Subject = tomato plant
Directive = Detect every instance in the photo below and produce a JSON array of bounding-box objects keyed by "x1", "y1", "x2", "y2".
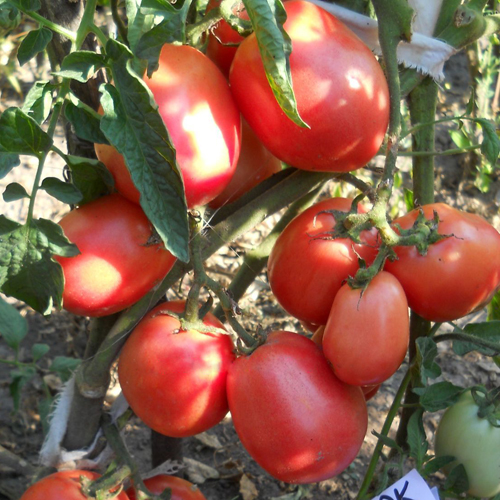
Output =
[
  {"x1": 127, "y1": 475, "x2": 206, "y2": 500},
  {"x1": 322, "y1": 271, "x2": 409, "y2": 386},
  {"x1": 95, "y1": 43, "x2": 241, "y2": 208},
  {"x1": 267, "y1": 197, "x2": 378, "y2": 325},
  {"x1": 385, "y1": 203, "x2": 500, "y2": 322},
  {"x1": 56, "y1": 193, "x2": 176, "y2": 317},
  {"x1": 209, "y1": 119, "x2": 282, "y2": 209},
  {"x1": 118, "y1": 300, "x2": 235, "y2": 437},
  {"x1": 2, "y1": 0, "x2": 500, "y2": 497},
  {"x1": 227, "y1": 331, "x2": 367, "y2": 483},
  {"x1": 20, "y1": 470, "x2": 130, "y2": 500},
  {"x1": 434, "y1": 390, "x2": 500, "y2": 498},
  {"x1": 229, "y1": 0, "x2": 389, "y2": 172}
]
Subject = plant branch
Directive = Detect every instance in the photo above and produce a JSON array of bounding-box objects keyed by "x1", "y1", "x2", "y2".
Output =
[
  {"x1": 357, "y1": 366, "x2": 413, "y2": 499},
  {"x1": 13, "y1": 3, "x2": 77, "y2": 41},
  {"x1": 111, "y1": 0, "x2": 129, "y2": 44}
]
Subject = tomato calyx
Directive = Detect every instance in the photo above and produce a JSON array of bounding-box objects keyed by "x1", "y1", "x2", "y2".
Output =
[
  {"x1": 311, "y1": 195, "x2": 373, "y2": 246},
  {"x1": 81, "y1": 471, "x2": 127, "y2": 500},
  {"x1": 392, "y1": 208, "x2": 451, "y2": 255},
  {"x1": 470, "y1": 386, "x2": 500, "y2": 427}
]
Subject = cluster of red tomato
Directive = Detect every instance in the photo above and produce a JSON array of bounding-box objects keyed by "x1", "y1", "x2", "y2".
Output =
[
  {"x1": 20, "y1": 470, "x2": 207, "y2": 499},
  {"x1": 34, "y1": 0, "x2": 500, "y2": 498}
]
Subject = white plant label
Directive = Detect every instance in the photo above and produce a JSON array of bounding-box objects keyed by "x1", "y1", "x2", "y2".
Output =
[{"x1": 371, "y1": 469, "x2": 439, "y2": 500}]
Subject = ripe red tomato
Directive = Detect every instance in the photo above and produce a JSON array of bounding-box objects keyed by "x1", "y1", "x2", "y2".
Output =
[
  {"x1": 95, "y1": 43, "x2": 241, "y2": 208},
  {"x1": 229, "y1": 0, "x2": 389, "y2": 172},
  {"x1": 209, "y1": 119, "x2": 282, "y2": 209},
  {"x1": 20, "y1": 470, "x2": 129, "y2": 500},
  {"x1": 322, "y1": 271, "x2": 409, "y2": 386},
  {"x1": 118, "y1": 300, "x2": 235, "y2": 437},
  {"x1": 205, "y1": 0, "x2": 247, "y2": 78},
  {"x1": 227, "y1": 331, "x2": 367, "y2": 483},
  {"x1": 385, "y1": 203, "x2": 500, "y2": 322},
  {"x1": 311, "y1": 324, "x2": 382, "y2": 400},
  {"x1": 267, "y1": 197, "x2": 378, "y2": 325},
  {"x1": 56, "y1": 194, "x2": 176, "y2": 317},
  {"x1": 127, "y1": 475, "x2": 206, "y2": 500}
]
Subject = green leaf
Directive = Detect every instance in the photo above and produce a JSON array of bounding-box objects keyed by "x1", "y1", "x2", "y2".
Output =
[
  {"x1": 476, "y1": 118, "x2": 500, "y2": 166},
  {"x1": 50, "y1": 356, "x2": 81, "y2": 381},
  {"x1": 242, "y1": 0, "x2": 307, "y2": 128},
  {"x1": 403, "y1": 187, "x2": 413, "y2": 212},
  {"x1": 22, "y1": 81, "x2": 54, "y2": 124},
  {"x1": 453, "y1": 321, "x2": 500, "y2": 356},
  {"x1": 443, "y1": 463, "x2": 469, "y2": 494},
  {"x1": 371, "y1": 430, "x2": 402, "y2": 452},
  {"x1": 415, "y1": 337, "x2": 441, "y2": 384},
  {"x1": 65, "y1": 101, "x2": 109, "y2": 145},
  {"x1": 413, "y1": 381, "x2": 463, "y2": 412},
  {"x1": 40, "y1": 177, "x2": 83, "y2": 204},
  {"x1": 32, "y1": 342, "x2": 49, "y2": 361},
  {"x1": 135, "y1": 17, "x2": 187, "y2": 76},
  {"x1": 54, "y1": 51, "x2": 107, "y2": 83},
  {"x1": 0, "y1": 153, "x2": 20, "y2": 178},
  {"x1": 126, "y1": 0, "x2": 155, "y2": 52},
  {"x1": 3, "y1": 182, "x2": 30, "y2": 202},
  {"x1": 407, "y1": 409, "x2": 427, "y2": 469},
  {"x1": 0, "y1": 216, "x2": 79, "y2": 315},
  {"x1": 488, "y1": 290, "x2": 500, "y2": 321},
  {"x1": 0, "y1": 296, "x2": 28, "y2": 350},
  {"x1": 10, "y1": 366, "x2": 36, "y2": 412},
  {"x1": 423, "y1": 455, "x2": 455, "y2": 476},
  {"x1": 135, "y1": 0, "x2": 192, "y2": 76},
  {"x1": 17, "y1": 27, "x2": 53, "y2": 66},
  {"x1": 0, "y1": 107, "x2": 53, "y2": 156},
  {"x1": 65, "y1": 155, "x2": 114, "y2": 204},
  {"x1": 101, "y1": 39, "x2": 189, "y2": 262},
  {"x1": 449, "y1": 129, "x2": 471, "y2": 149}
]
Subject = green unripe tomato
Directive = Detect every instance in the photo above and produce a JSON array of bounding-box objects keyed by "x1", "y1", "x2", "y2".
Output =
[{"x1": 435, "y1": 391, "x2": 500, "y2": 498}]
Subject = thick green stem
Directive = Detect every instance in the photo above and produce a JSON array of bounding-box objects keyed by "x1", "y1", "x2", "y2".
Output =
[
  {"x1": 408, "y1": 77, "x2": 438, "y2": 206},
  {"x1": 84, "y1": 314, "x2": 122, "y2": 359},
  {"x1": 371, "y1": 0, "x2": 411, "y2": 197},
  {"x1": 204, "y1": 169, "x2": 334, "y2": 257},
  {"x1": 183, "y1": 212, "x2": 206, "y2": 323},
  {"x1": 394, "y1": 75, "x2": 437, "y2": 451},
  {"x1": 75, "y1": 0, "x2": 99, "y2": 48}
]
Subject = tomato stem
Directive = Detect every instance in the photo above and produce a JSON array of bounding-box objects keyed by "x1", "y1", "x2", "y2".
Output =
[
  {"x1": 84, "y1": 413, "x2": 164, "y2": 500},
  {"x1": 357, "y1": 366, "x2": 413, "y2": 499},
  {"x1": 183, "y1": 210, "x2": 206, "y2": 323}
]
